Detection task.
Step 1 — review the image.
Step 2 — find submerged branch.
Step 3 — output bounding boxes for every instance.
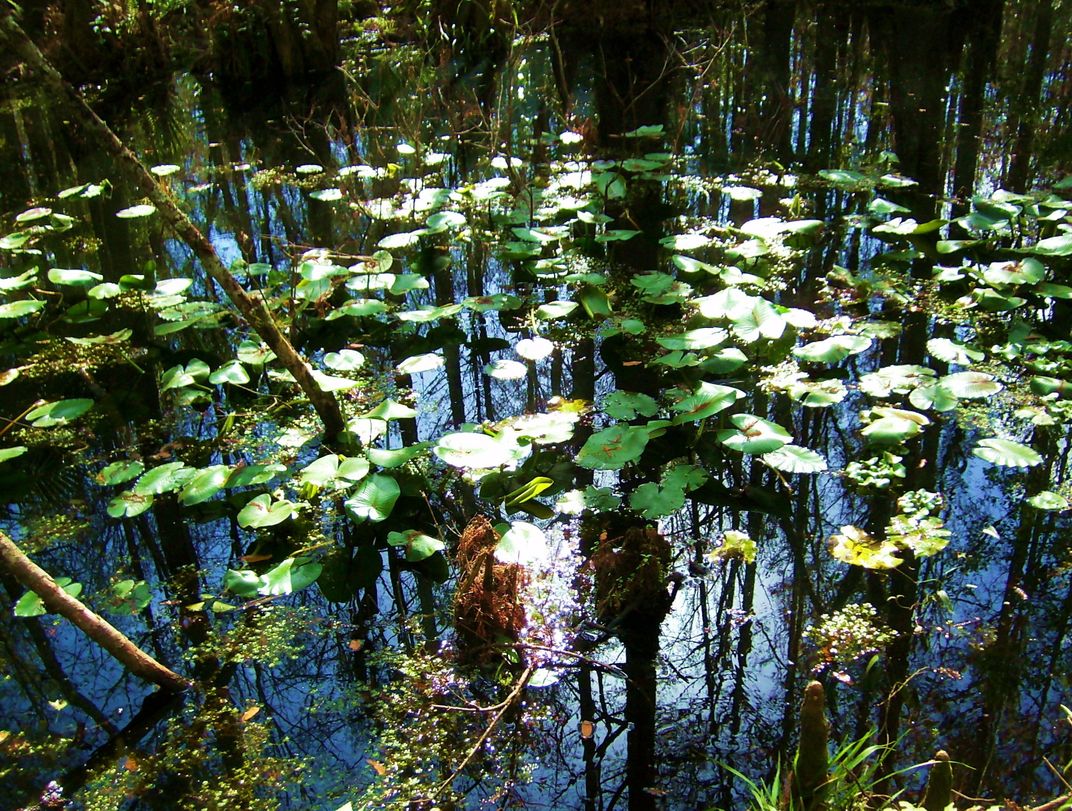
[0,10,346,441]
[427,664,535,801]
[0,531,190,693]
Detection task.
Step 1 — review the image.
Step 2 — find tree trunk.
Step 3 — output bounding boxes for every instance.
[0,531,189,693]
[1005,0,1054,192]
[0,10,347,441]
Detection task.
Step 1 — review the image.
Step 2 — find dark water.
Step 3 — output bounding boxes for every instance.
[1,2,1071,809]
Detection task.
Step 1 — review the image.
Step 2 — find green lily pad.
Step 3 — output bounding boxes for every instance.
[576,425,650,470]
[1027,491,1070,511]
[344,474,400,523]
[387,530,445,562]
[179,465,232,505]
[26,399,94,428]
[237,494,297,528]
[973,438,1043,467]
[15,578,83,617]
[717,414,792,454]
[828,525,902,570]
[495,521,548,565]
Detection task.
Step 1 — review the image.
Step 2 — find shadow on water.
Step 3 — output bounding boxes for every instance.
[1,1,1072,808]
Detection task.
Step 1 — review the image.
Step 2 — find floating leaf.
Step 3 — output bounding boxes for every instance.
[861,407,929,445]
[226,463,286,487]
[828,525,903,570]
[938,372,1002,399]
[107,490,154,518]
[237,494,297,528]
[0,446,27,464]
[115,204,156,219]
[1027,491,1070,511]
[434,432,516,469]
[324,349,365,371]
[717,414,792,454]
[793,334,872,364]
[179,465,231,505]
[485,359,527,380]
[973,438,1043,467]
[309,188,343,202]
[259,557,322,596]
[344,474,401,522]
[27,399,93,427]
[656,327,728,351]
[224,569,262,598]
[671,382,743,424]
[309,370,362,391]
[396,353,444,375]
[659,233,710,251]
[576,425,651,470]
[15,578,83,617]
[378,231,422,250]
[496,522,548,565]
[536,300,578,320]
[859,365,936,398]
[761,445,828,474]
[604,391,659,421]
[48,267,103,286]
[927,338,985,365]
[298,454,342,488]
[208,360,250,385]
[387,529,445,562]
[0,300,45,319]
[516,336,554,360]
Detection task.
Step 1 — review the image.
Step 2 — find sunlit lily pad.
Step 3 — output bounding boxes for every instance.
[344,474,401,522]
[1027,491,1070,511]
[396,353,444,374]
[717,414,792,454]
[793,334,871,364]
[324,349,365,371]
[238,493,297,528]
[761,445,827,474]
[0,446,27,464]
[516,336,555,360]
[604,391,660,421]
[0,300,45,319]
[828,525,903,570]
[496,521,548,565]
[973,438,1043,467]
[115,204,157,219]
[938,372,1002,399]
[434,432,516,469]
[485,359,527,380]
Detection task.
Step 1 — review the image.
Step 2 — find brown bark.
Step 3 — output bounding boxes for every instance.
[0,531,190,693]
[0,11,347,440]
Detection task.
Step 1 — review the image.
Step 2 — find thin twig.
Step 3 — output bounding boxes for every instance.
[429,664,535,799]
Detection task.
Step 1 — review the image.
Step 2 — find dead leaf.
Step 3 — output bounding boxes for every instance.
[368,759,386,776]
[348,639,363,652]
[240,553,273,563]
[239,706,261,723]
[579,720,595,739]
[124,756,138,772]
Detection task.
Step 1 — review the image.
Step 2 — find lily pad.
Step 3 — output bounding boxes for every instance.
[973,438,1043,467]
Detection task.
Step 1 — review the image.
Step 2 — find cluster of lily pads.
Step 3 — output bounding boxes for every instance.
[2,125,1072,618]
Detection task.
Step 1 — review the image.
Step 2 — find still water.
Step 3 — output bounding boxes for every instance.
[1,2,1071,808]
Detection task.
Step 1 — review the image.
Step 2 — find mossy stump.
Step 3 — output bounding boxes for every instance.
[453,516,527,666]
